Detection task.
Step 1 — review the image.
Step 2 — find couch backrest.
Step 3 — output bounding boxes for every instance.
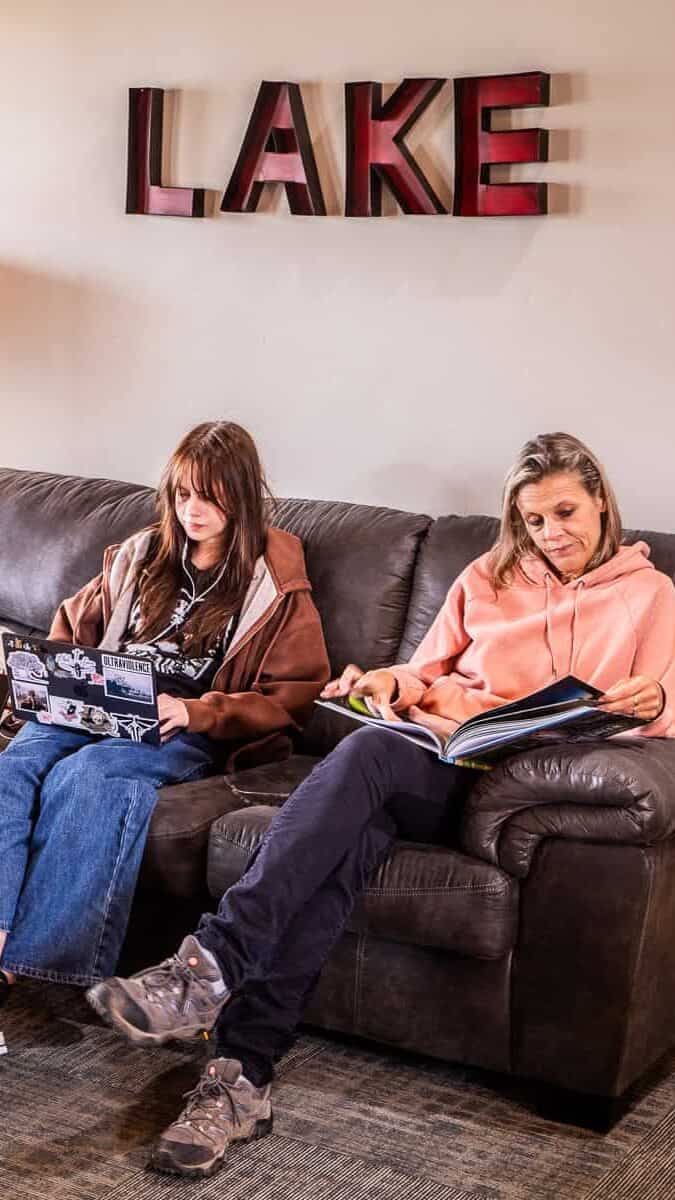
[4,466,675,755]
[397,514,675,662]
[272,498,431,754]
[273,498,430,672]
[0,468,156,633]
[0,471,432,661]
[0,471,432,752]
[397,516,499,661]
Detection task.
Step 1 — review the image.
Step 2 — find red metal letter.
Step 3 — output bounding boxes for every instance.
[221,82,326,215]
[453,72,550,217]
[126,88,204,218]
[345,79,446,217]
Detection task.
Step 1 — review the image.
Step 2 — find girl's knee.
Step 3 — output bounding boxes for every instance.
[42,744,108,798]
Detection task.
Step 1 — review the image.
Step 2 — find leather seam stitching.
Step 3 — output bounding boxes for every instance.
[234,791,292,800]
[353,933,366,1030]
[362,885,507,896]
[212,831,265,853]
[149,823,221,839]
[615,847,657,1087]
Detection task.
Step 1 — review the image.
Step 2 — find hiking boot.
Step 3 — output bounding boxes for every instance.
[86,935,230,1048]
[150,1057,273,1178]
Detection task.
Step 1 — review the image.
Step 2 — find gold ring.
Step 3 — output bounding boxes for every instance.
[632,698,639,714]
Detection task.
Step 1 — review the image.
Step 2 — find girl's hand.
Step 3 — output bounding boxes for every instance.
[320,664,365,699]
[597,676,664,723]
[408,706,459,738]
[158,693,189,742]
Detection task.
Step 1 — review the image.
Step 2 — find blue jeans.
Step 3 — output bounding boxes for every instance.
[0,722,215,984]
[197,727,478,1085]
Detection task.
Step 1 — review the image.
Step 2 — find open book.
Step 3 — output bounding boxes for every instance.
[316,675,644,768]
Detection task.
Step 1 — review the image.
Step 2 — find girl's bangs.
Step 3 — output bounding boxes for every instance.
[171,451,230,512]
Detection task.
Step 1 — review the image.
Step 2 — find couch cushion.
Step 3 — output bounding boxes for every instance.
[397,515,499,661]
[0,468,156,631]
[216,754,320,807]
[273,498,431,754]
[208,804,518,959]
[622,527,675,581]
[140,774,252,899]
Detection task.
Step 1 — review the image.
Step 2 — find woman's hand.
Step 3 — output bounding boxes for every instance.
[320,664,365,699]
[408,706,459,738]
[597,676,665,723]
[320,663,399,721]
[350,669,399,721]
[158,693,189,742]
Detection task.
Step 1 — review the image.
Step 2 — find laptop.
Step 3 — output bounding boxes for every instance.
[2,634,161,745]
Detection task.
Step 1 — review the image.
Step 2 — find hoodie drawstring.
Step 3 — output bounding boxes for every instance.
[569,580,585,675]
[544,572,586,680]
[544,574,556,678]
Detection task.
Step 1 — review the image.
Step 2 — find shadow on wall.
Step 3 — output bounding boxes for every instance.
[0,262,146,471]
[360,461,501,519]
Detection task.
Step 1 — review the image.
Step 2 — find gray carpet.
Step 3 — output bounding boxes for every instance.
[0,981,674,1200]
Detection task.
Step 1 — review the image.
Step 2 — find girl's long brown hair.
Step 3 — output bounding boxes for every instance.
[132,421,272,653]
[487,432,622,589]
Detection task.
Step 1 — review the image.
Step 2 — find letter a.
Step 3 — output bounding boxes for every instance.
[222,82,326,215]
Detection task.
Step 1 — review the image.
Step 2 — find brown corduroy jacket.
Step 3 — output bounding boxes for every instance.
[49,525,330,768]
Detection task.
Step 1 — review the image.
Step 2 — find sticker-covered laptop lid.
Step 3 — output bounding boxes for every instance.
[1,634,160,745]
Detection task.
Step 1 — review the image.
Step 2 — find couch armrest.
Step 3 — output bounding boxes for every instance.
[460,737,675,879]
[140,775,251,898]
[140,755,320,898]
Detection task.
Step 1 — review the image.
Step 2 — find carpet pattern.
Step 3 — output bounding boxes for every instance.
[0,981,673,1199]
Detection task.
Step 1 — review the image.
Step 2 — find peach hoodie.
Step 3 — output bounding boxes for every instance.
[391,542,675,738]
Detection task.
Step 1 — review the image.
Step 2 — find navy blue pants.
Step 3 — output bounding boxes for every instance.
[197,727,478,1085]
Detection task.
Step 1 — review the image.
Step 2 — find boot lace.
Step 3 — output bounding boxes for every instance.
[178,1073,240,1136]
[133,956,202,1014]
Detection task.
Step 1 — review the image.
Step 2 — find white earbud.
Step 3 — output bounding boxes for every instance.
[145,537,235,646]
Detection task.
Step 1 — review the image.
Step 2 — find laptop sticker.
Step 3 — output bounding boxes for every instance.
[53,648,99,681]
[101,654,154,705]
[12,679,50,714]
[6,650,48,683]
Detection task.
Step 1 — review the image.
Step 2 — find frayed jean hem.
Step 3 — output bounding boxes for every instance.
[0,960,102,987]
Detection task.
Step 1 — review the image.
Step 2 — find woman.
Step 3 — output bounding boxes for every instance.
[0,420,329,1010]
[91,432,675,1180]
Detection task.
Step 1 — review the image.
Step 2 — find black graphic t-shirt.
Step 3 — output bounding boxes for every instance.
[119,563,235,701]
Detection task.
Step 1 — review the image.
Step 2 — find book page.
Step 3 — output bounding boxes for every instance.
[315,698,444,754]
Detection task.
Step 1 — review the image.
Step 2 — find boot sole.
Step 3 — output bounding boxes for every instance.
[86,982,215,1048]
[150,1114,274,1178]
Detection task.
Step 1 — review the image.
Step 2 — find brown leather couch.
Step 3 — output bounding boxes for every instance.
[2,466,675,1120]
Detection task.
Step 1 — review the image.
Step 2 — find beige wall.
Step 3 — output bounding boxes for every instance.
[1,1,674,526]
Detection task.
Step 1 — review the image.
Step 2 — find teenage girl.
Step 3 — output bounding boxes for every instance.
[0,420,329,1009]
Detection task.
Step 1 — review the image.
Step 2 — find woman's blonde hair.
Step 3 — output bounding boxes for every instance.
[487,432,623,589]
